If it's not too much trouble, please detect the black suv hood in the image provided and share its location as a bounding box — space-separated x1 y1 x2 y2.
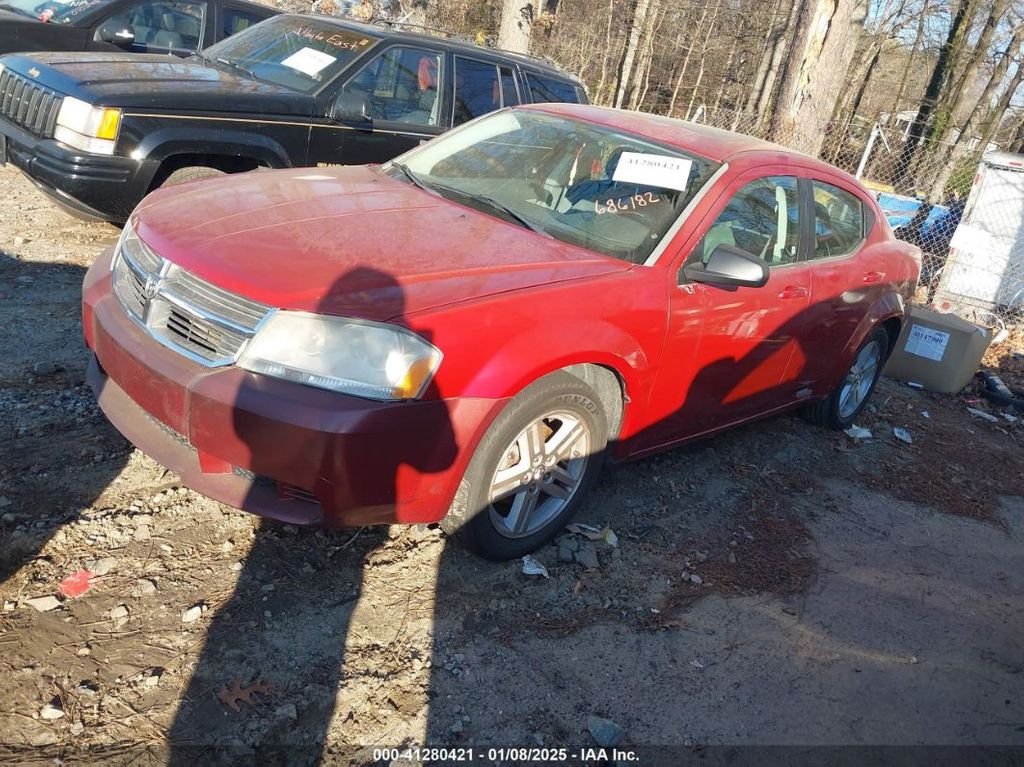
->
1 52 314 114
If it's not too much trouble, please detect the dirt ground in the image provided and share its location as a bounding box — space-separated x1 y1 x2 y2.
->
1 163 1024 761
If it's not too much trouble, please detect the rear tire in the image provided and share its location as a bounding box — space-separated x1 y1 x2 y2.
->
803 326 888 430
159 166 226 188
442 372 609 560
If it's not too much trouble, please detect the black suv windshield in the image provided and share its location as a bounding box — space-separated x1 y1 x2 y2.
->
389 110 720 265
203 16 378 93
1 0 107 23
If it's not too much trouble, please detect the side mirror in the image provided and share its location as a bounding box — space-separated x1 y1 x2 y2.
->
682 243 770 289
330 92 372 126
97 22 135 47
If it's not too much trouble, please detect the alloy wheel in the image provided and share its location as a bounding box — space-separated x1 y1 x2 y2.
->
487 409 591 539
838 340 881 419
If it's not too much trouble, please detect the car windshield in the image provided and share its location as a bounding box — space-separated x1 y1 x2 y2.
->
202 16 378 94
1 0 106 23
388 110 721 264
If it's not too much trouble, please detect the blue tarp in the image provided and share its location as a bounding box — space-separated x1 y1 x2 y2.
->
876 192 951 236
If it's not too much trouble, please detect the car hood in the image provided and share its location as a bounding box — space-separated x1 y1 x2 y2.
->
0 52 312 113
133 165 630 321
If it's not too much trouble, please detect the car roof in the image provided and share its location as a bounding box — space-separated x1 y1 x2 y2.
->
227 0 280 12
522 103 847 170
279 13 581 82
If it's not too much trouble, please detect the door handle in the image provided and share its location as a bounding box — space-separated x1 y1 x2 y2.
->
862 271 885 284
778 285 808 300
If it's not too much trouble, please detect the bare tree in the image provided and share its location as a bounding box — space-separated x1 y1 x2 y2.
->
927 19 1024 197
768 0 868 154
613 0 653 108
893 0 975 188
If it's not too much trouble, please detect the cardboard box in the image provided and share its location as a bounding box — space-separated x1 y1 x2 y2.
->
883 306 991 394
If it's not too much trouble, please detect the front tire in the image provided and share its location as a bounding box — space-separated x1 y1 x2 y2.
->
803 326 888 430
443 372 609 560
159 166 226 188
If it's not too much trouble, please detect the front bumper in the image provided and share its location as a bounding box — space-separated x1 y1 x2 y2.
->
0 116 150 223
83 247 504 527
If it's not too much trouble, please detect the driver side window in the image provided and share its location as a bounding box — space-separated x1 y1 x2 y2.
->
693 176 800 267
96 0 206 54
342 46 443 127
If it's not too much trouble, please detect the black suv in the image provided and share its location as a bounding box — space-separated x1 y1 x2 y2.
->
0 14 587 222
0 0 275 57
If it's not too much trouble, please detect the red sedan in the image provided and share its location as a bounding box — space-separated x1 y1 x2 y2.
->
82 103 921 559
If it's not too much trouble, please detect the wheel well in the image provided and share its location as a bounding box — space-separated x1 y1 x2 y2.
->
882 316 902 359
561 363 626 440
149 154 264 191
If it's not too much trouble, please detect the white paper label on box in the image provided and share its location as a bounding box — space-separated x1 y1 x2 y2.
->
281 47 336 77
611 152 693 191
904 324 950 362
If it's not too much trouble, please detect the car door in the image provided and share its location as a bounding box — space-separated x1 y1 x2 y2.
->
311 44 447 167
791 176 879 393
89 0 209 55
639 170 813 450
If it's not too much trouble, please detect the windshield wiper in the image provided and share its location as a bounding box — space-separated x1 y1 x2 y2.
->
214 56 256 80
391 162 432 194
477 195 550 237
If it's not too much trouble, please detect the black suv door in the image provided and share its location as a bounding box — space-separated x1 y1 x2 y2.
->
311 43 448 166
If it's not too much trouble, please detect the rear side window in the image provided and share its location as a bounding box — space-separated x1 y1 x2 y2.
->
811 180 865 259
525 72 581 104
499 66 519 107
453 57 502 126
222 6 264 37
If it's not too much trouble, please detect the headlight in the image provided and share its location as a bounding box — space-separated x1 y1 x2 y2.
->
54 96 121 155
238 312 443 401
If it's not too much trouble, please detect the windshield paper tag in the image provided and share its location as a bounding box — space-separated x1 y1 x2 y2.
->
282 47 337 76
612 152 692 191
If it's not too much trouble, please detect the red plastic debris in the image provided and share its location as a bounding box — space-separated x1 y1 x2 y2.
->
59 571 93 598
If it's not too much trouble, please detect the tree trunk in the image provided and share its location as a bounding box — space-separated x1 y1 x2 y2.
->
497 0 535 54
939 0 1009 131
613 0 652 109
629 0 663 110
668 2 712 116
741 0 783 112
712 29 740 112
893 0 973 190
890 0 928 117
1010 117 1024 154
593 0 617 105
753 0 800 127
684 0 721 120
768 0 868 154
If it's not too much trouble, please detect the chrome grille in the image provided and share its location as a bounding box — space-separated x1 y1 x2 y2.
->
0 68 62 137
111 230 273 366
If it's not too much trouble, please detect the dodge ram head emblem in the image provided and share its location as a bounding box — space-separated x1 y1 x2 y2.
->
142 274 163 300
28 68 40 78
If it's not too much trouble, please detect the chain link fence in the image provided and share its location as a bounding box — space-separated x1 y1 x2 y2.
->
686 105 1024 335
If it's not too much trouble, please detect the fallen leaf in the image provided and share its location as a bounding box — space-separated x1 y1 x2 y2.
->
217 678 275 712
